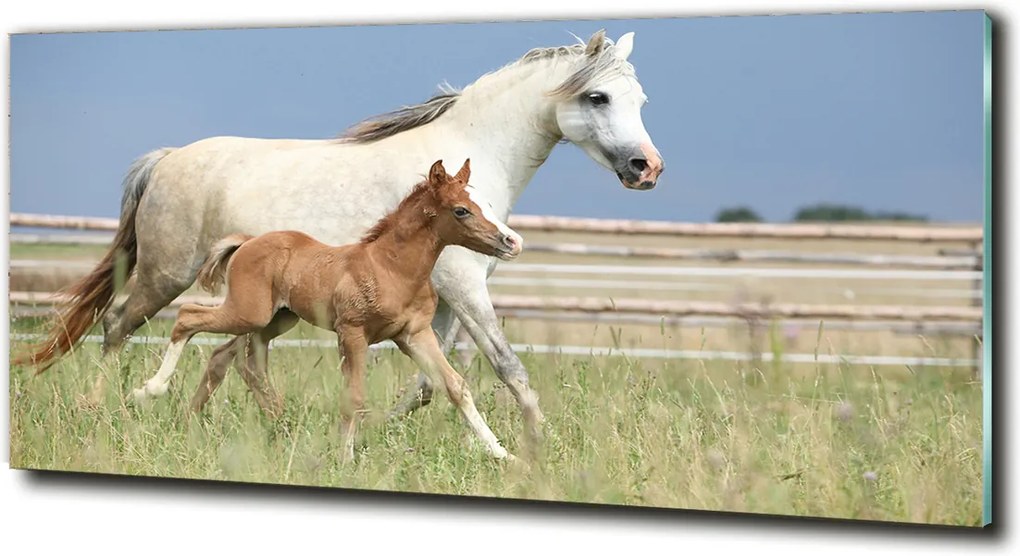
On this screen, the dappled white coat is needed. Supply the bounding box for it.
[119,30,663,440]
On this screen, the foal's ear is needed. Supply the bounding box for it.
[585,29,607,57]
[428,159,449,184]
[454,159,471,183]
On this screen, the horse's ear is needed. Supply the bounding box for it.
[453,159,471,183]
[428,159,448,184]
[614,32,634,61]
[585,29,607,57]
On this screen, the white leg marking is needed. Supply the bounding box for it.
[456,390,512,460]
[340,418,357,464]
[132,339,187,402]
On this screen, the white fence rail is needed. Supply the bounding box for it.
[9,231,981,270]
[10,212,984,242]
[8,212,985,368]
[8,290,983,323]
[8,333,979,369]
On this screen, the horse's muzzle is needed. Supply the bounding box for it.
[617,143,664,190]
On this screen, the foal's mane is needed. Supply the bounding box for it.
[336,30,632,145]
[358,178,440,244]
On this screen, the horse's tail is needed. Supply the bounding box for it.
[12,147,176,374]
[196,233,255,294]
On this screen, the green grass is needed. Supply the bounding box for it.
[8,242,108,260]
[8,317,983,526]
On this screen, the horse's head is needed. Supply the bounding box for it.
[426,159,524,261]
[551,30,664,191]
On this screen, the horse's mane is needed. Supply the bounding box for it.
[338,91,461,145]
[336,31,631,145]
[358,179,437,244]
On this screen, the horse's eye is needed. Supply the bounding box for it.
[587,92,610,106]
[453,207,471,219]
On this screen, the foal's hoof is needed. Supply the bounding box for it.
[492,447,520,464]
[74,393,101,412]
[339,451,357,467]
[131,381,168,404]
[130,387,149,405]
[502,453,532,473]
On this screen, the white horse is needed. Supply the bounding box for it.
[19,29,664,448]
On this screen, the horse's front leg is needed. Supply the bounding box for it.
[433,261,545,456]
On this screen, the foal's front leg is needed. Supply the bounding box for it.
[397,328,512,461]
[387,298,460,418]
[337,327,368,464]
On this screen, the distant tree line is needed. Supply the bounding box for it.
[714,203,928,223]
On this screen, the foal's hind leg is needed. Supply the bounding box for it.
[189,310,300,415]
[397,328,511,460]
[89,269,195,404]
[132,299,275,403]
[189,335,246,414]
[235,310,300,418]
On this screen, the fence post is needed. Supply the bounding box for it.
[972,239,984,380]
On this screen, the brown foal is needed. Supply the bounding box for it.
[131,159,523,461]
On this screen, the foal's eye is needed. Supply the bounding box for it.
[587,92,610,106]
[453,207,472,219]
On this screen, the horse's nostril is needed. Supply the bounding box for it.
[502,234,517,248]
[629,158,649,173]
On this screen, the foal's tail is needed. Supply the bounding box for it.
[13,147,175,374]
[196,234,255,294]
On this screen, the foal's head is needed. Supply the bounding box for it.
[425,159,523,261]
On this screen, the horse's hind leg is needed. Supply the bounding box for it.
[101,268,194,355]
[235,310,300,418]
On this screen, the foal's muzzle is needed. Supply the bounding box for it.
[494,232,523,261]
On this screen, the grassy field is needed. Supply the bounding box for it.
[7,231,985,526]
[8,316,983,526]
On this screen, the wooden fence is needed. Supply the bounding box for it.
[10,212,985,242]
[7,212,986,367]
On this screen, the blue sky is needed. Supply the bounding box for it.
[10,10,986,223]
